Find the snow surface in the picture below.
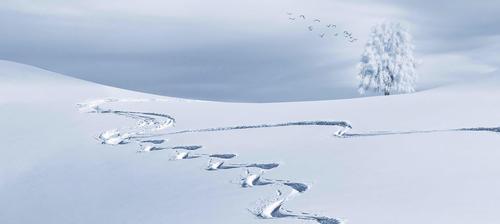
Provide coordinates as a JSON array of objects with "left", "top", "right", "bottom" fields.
[{"left": 1, "top": 60, "right": 500, "bottom": 224}]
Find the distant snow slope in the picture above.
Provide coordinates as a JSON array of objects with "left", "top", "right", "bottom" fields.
[{"left": 1, "top": 60, "right": 500, "bottom": 224}]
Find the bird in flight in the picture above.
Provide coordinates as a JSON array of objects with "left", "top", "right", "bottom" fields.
[
  {"left": 319, "top": 33, "right": 326, "bottom": 38},
  {"left": 308, "top": 26, "right": 313, "bottom": 31},
  {"left": 326, "top": 24, "right": 336, "bottom": 28},
  {"left": 289, "top": 17, "right": 296, "bottom": 20},
  {"left": 314, "top": 19, "right": 321, "bottom": 22},
  {"left": 299, "top": 15, "right": 306, "bottom": 19}
]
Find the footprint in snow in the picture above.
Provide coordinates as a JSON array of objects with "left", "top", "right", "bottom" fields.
[
  {"left": 283, "top": 182, "right": 309, "bottom": 193},
  {"left": 209, "top": 153, "right": 237, "bottom": 159},
  {"left": 206, "top": 159, "right": 225, "bottom": 171},
  {"left": 170, "top": 151, "right": 201, "bottom": 160},
  {"left": 169, "top": 151, "right": 236, "bottom": 161},
  {"left": 140, "top": 139, "right": 166, "bottom": 144},
  {"left": 172, "top": 145, "right": 203, "bottom": 151},
  {"left": 241, "top": 169, "right": 272, "bottom": 188},
  {"left": 246, "top": 163, "right": 280, "bottom": 170},
  {"left": 251, "top": 190, "right": 345, "bottom": 224},
  {"left": 206, "top": 159, "right": 280, "bottom": 171},
  {"left": 239, "top": 170, "right": 309, "bottom": 192},
  {"left": 97, "top": 129, "right": 132, "bottom": 145},
  {"left": 137, "top": 145, "right": 166, "bottom": 153}
]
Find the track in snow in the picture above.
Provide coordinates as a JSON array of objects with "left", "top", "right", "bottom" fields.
[
  {"left": 240, "top": 170, "right": 309, "bottom": 193},
  {"left": 165, "top": 120, "right": 352, "bottom": 135},
  {"left": 169, "top": 152, "right": 237, "bottom": 161},
  {"left": 172, "top": 145, "right": 203, "bottom": 151},
  {"left": 340, "top": 126, "right": 500, "bottom": 138},
  {"left": 206, "top": 159, "right": 279, "bottom": 171},
  {"left": 250, "top": 189, "right": 345, "bottom": 224},
  {"left": 79, "top": 98, "right": 175, "bottom": 146},
  {"left": 78, "top": 98, "right": 346, "bottom": 224},
  {"left": 141, "top": 139, "right": 166, "bottom": 144}
]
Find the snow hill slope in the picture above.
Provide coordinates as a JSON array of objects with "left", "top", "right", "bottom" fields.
[{"left": 1, "top": 60, "right": 500, "bottom": 224}]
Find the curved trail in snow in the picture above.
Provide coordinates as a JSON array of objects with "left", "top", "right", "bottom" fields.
[
  {"left": 78, "top": 98, "right": 345, "bottom": 224},
  {"left": 241, "top": 171, "right": 345, "bottom": 223},
  {"left": 250, "top": 190, "right": 345, "bottom": 224},
  {"left": 79, "top": 98, "right": 176, "bottom": 145}
]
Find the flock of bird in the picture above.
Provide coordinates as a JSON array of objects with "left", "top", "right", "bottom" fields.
[{"left": 286, "top": 12, "right": 358, "bottom": 43}]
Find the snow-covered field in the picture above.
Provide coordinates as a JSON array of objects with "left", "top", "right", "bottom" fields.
[{"left": 1, "top": 60, "right": 500, "bottom": 224}]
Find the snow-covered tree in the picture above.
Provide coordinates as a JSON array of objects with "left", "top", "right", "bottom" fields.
[{"left": 357, "top": 22, "right": 417, "bottom": 95}]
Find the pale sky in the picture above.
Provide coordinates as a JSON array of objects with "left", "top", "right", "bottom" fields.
[{"left": 1, "top": 0, "right": 498, "bottom": 102}]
